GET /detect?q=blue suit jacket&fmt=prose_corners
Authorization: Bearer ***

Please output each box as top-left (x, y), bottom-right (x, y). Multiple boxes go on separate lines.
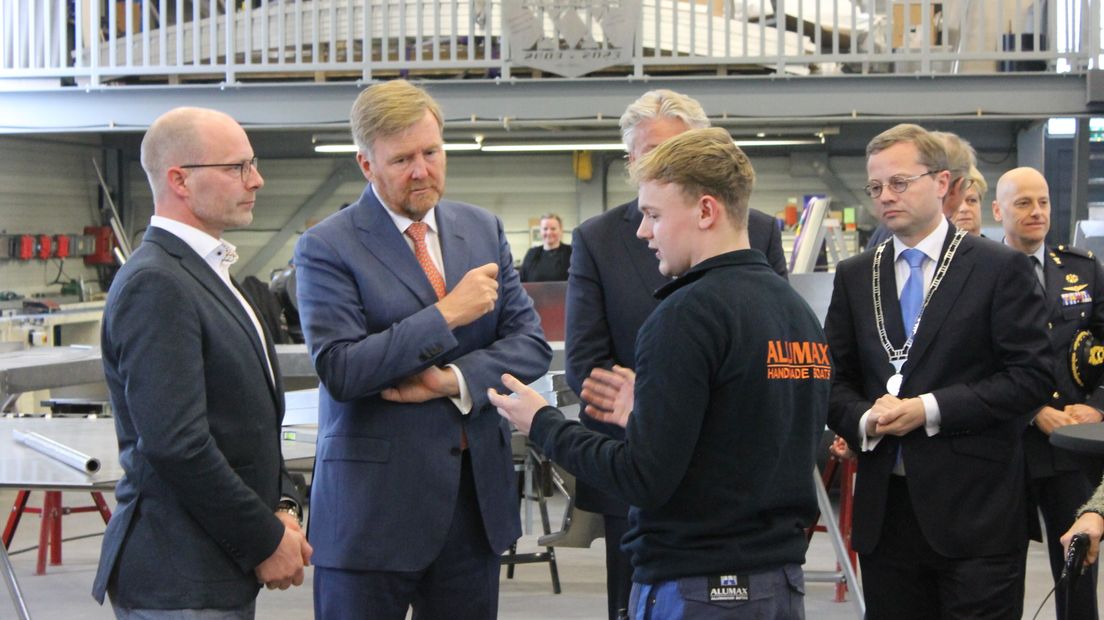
top-left (294, 187), bottom-right (551, 571)
top-left (564, 199), bottom-right (786, 515)
top-left (94, 227), bottom-right (295, 609)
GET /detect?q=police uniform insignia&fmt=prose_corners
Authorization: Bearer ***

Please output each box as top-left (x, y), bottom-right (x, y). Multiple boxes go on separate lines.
top-left (1061, 291), bottom-right (1092, 306)
top-left (1071, 330), bottom-right (1104, 389)
top-left (1067, 273), bottom-right (1080, 284)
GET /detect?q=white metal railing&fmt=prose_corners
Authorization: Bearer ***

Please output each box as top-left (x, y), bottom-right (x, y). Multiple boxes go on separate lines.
top-left (1, 0), bottom-right (1100, 85)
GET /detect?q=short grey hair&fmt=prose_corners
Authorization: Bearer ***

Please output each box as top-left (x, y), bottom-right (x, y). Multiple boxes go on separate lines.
top-left (619, 89), bottom-right (709, 152)
top-left (931, 131), bottom-right (977, 183)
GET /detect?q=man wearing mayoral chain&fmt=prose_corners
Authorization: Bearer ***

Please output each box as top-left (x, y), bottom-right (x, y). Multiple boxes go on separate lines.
top-left (824, 123), bottom-right (1052, 618)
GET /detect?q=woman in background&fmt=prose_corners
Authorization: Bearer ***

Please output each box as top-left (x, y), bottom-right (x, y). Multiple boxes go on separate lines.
top-left (521, 213), bottom-right (572, 281)
top-left (952, 166), bottom-right (987, 237)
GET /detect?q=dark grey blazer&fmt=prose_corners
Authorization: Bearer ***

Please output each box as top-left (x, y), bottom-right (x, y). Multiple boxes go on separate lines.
top-left (564, 199), bottom-right (786, 515)
top-left (93, 227), bottom-right (298, 609)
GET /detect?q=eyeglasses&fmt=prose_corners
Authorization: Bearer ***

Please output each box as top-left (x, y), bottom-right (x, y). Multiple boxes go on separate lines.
top-left (179, 157), bottom-right (258, 183)
top-left (864, 169), bottom-right (943, 199)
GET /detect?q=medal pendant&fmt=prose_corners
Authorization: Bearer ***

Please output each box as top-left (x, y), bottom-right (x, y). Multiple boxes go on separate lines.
top-left (886, 373), bottom-right (904, 397)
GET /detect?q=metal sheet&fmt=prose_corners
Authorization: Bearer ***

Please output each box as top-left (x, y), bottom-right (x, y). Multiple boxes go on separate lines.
top-left (789, 272), bottom-right (836, 327)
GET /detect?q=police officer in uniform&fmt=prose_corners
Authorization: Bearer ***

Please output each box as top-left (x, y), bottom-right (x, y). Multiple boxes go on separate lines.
top-left (993, 166), bottom-right (1103, 619)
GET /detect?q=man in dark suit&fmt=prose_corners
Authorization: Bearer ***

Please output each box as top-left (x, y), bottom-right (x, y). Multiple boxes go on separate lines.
top-left (565, 89), bottom-right (786, 620)
top-left (93, 107), bottom-right (312, 618)
top-left (825, 123), bottom-right (1052, 618)
top-left (993, 166), bottom-right (1101, 619)
top-left (294, 80), bottom-right (551, 620)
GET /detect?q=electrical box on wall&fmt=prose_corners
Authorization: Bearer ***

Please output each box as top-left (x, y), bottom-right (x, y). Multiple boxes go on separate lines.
top-left (1, 233), bottom-right (98, 262)
top-left (83, 226), bottom-right (115, 265)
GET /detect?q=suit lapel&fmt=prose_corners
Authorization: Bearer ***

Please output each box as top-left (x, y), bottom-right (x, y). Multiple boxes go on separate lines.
top-left (436, 204), bottom-right (471, 294)
top-left (229, 277), bottom-right (283, 403)
top-left (353, 187), bottom-right (440, 307)
top-left (901, 229), bottom-right (973, 377)
top-left (145, 228), bottom-right (279, 399)
top-left (620, 200), bottom-right (671, 295)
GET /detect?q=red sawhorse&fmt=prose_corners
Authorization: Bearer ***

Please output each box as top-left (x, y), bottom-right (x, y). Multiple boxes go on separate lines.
top-left (807, 454), bottom-right (858, 603)
top-left (2, 490), bottom-right (112, 575)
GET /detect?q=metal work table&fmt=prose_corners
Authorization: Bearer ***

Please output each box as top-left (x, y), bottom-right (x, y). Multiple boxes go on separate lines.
top-left (0, 345), bottom-right (320, 407)
top-left (0, 416), bottom-right (316, 620)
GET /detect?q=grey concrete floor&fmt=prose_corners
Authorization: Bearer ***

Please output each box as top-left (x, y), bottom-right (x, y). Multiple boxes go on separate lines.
top-left (0, 488), bottom-right (1089, 619)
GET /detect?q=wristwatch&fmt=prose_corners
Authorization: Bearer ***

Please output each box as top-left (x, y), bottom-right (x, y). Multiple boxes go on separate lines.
top-left (276, 499), bottom-right (303, 528)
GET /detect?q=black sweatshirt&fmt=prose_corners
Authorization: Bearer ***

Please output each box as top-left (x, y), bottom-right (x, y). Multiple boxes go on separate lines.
top-left (531, 250), bottom-right (830, 583)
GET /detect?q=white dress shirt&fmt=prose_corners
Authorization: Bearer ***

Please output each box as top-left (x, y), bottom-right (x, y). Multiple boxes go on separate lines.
top-left (860, 217), bottom-right (948, 452)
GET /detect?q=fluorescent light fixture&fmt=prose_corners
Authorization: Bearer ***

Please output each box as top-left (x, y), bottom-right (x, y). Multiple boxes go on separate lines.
top-left (313, 137), bottom-right (822, 154)
top-left (313, 142), bottom-right (483, 153)
top-left (314, 144), bottom-right (358, 153)
top-left (734, 138), bottom-right (822, 147)
top-left (481, 143), bottom-right (627, 152)
top-left (1048, 117), bottom-right (1077, 136)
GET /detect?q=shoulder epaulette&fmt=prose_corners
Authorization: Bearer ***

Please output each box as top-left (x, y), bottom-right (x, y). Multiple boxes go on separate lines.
top-left (1056, 244), bottom-right (1095, 260)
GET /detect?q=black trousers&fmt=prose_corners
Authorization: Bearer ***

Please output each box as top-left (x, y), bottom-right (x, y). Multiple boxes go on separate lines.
top-left (860, 476), bottom-right (1027, 620)
top-left (313, 451), bottom-right (500, 620)
top-left (604, 514), bottom-right (634, 620)
top-left (1029, 470), bottom-right (1098, 620)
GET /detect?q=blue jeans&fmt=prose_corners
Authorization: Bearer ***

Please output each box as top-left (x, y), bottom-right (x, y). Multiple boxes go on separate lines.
top-left (628, 565), bottom-right (805, 619)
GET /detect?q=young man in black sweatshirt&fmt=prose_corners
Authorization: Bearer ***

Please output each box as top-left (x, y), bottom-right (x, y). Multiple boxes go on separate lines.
top-left (490, 127), bottom-right (830, 619)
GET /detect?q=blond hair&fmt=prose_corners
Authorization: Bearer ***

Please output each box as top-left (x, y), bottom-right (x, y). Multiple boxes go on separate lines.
top-left (964, 165), bottom-right (988, 198)
top-left (866, 123), bottom-right (949, 173)
top-left (350, 80), bottom-right (444, 157)
top-left (630, 127), bottom-right (755, 228)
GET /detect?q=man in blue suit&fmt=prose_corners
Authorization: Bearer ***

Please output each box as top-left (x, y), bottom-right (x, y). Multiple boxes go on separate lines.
top-left (94, 107), bottom-right (311, 618)
top-left (294, 80), bottom-right (552, 620)
top-left (565, 89), bottom-right (787, 620)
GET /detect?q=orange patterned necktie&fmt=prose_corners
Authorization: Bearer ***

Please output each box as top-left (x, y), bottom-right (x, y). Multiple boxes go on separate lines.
top-left (405, 222), bottom-right (446, 300)
top-left (404, 221), bottom-right (468, 450)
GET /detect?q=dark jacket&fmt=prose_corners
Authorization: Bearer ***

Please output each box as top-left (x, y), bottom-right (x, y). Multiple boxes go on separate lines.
top-left (535, 250), bottom-right (828, 583)
top-left (564, 199), bottom-right (786, 515)
top-left (94, 227), bottom-right (299, 609)
top-left (825, 230), bottom-right (1052, 557)
top-left (1024, 244), bottom-right (1104, 479)
top-left (520, 244), bottom-right (572, 282)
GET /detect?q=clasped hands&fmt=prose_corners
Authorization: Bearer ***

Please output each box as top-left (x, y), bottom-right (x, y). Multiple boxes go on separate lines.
top-left (255, 511), bottom-right (313, 590)
top-left (1035, 404), bottom-right (1103, 435)
top-left (865, 393), bottom-right (926, 438)
top-left (488, 366), bottom-right (636, 435)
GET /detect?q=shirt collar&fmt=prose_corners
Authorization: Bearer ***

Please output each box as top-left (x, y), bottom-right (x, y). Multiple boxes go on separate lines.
top-left (893, 216), bottom-right (949, 264)
top-left (149, 215), bottom-right (236, 269)
top-left (373, 184), bottom-right (438, 236)
top-left (1002, 236), bottom-right (1047, 266)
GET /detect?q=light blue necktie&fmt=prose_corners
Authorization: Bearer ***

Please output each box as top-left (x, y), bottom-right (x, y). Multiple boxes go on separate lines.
top-left (900, 248), bottom-right (926, 339)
